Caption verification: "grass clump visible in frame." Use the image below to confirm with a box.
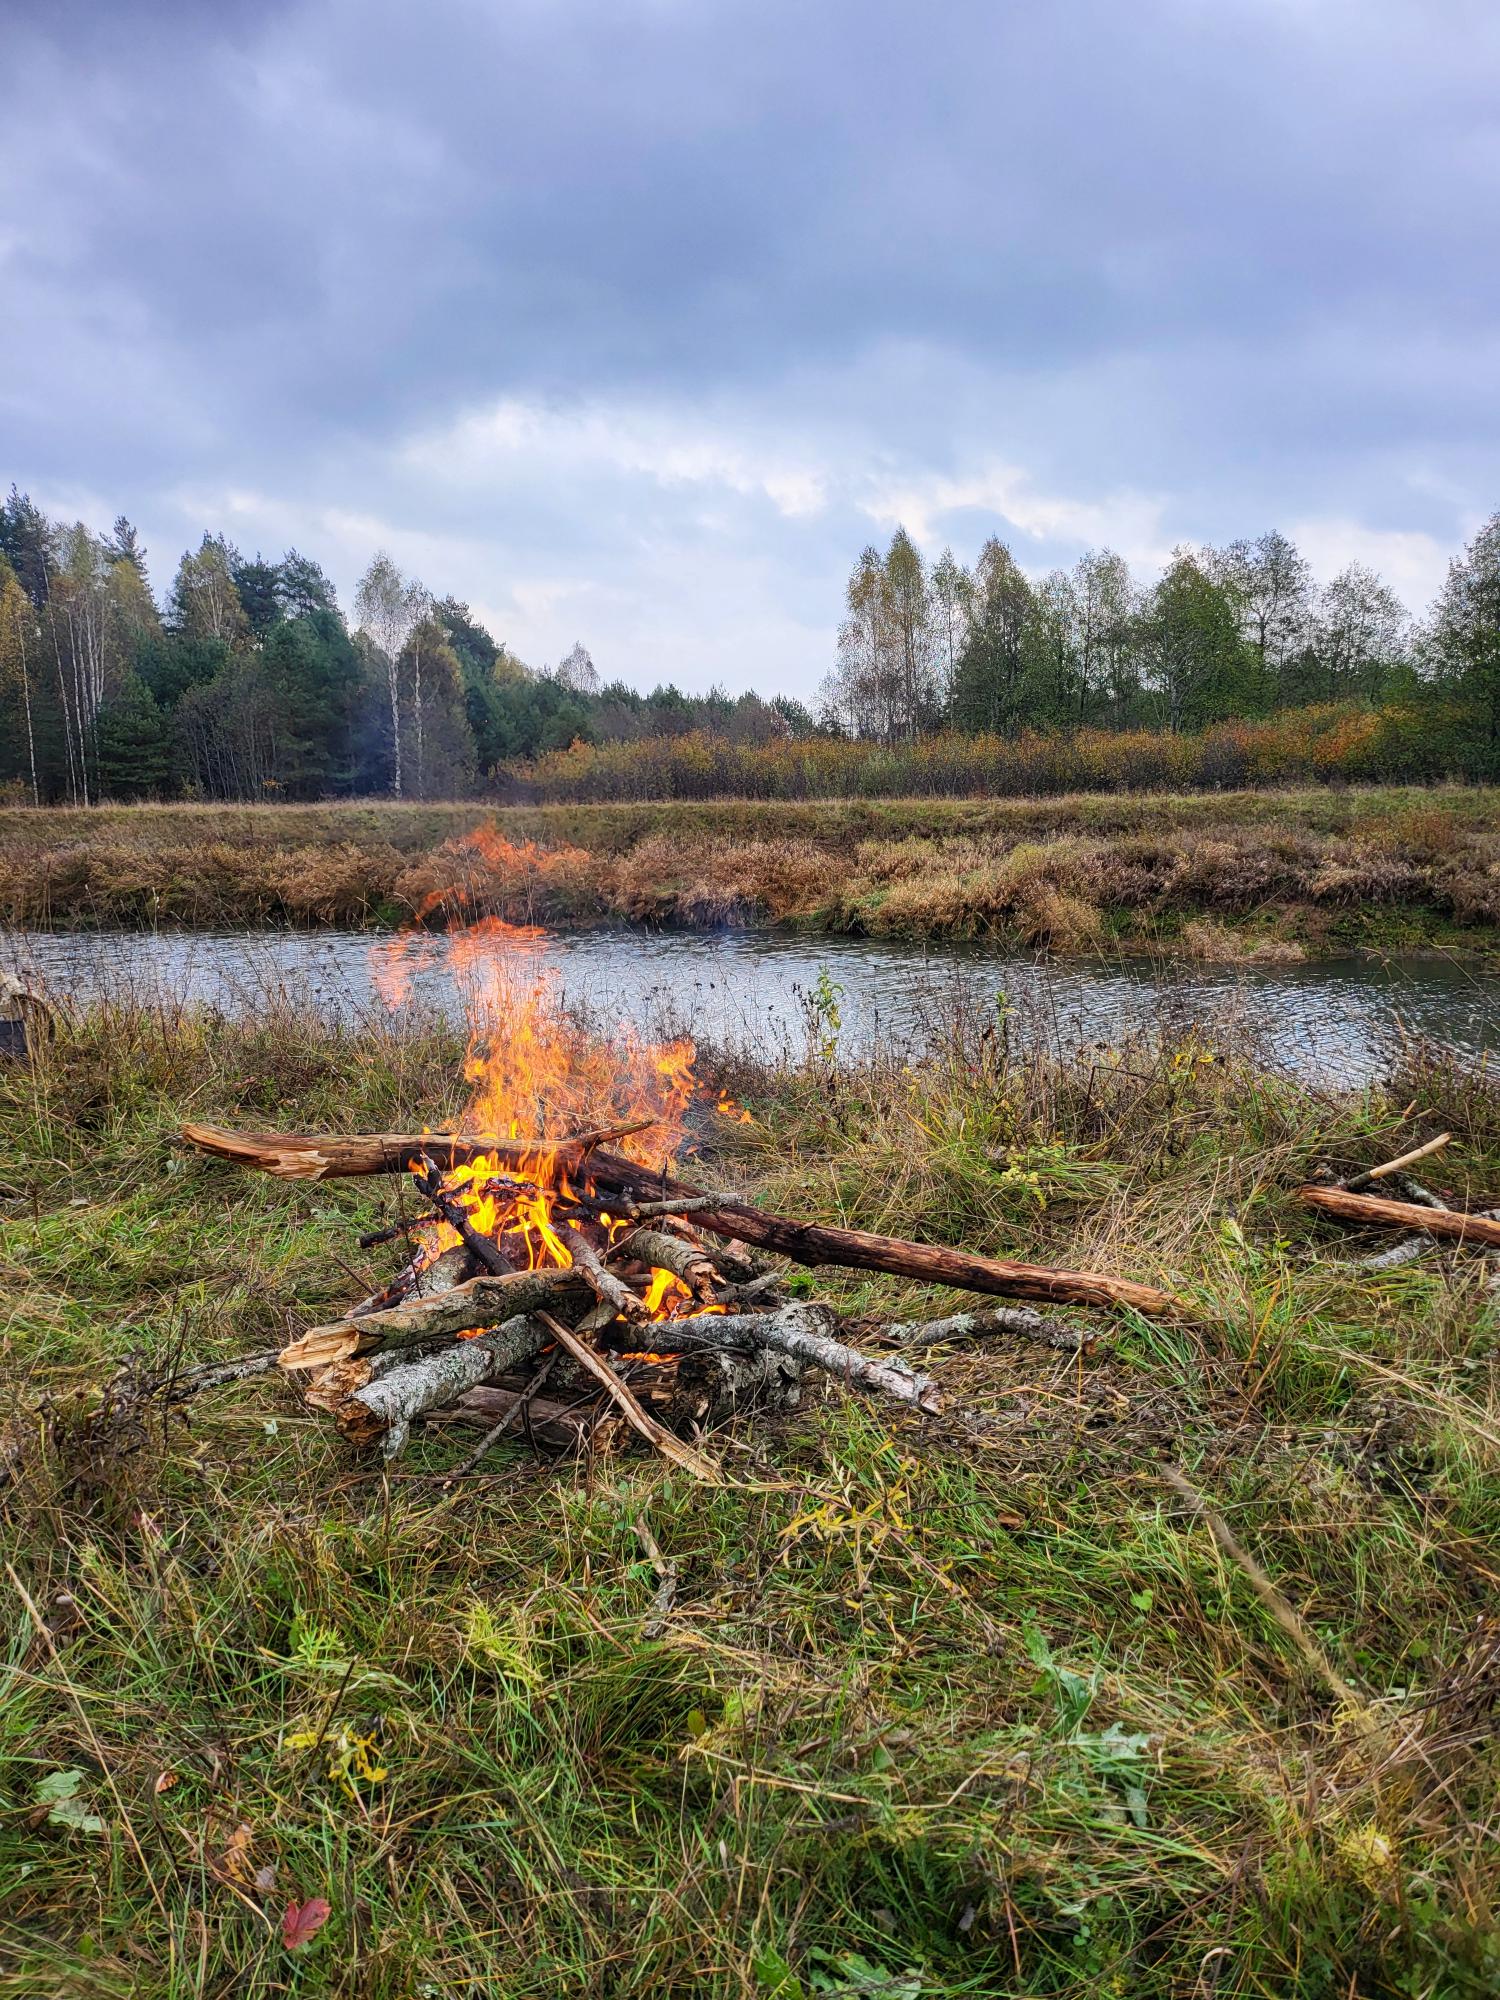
[1,991,1497,1994]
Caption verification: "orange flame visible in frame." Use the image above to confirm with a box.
[368,827,745,1336]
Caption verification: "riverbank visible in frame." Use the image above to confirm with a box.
[2,993,1496,1993]
[2,788,1497,958]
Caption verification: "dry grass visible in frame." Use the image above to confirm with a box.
[0,791,1497,959]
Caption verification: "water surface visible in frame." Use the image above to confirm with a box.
[3,925,1491,1087]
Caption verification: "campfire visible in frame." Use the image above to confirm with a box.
[178,919,1186,1477]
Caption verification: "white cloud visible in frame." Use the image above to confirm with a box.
[858,460,1175,576]
[1287,516,1461,615]
[403,395,830,521]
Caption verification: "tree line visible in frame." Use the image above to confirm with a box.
[822,523,1500,764]
[2,482,1497,803]
[0,487,815,804]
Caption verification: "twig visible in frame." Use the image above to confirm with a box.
[534,1311,720,1482]
[438,1353,559,1486]
[1344,1132,1451,1192]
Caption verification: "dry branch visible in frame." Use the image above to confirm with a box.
[280,1268,584,1371]
[638,1303,942,1411]
[885,1305,1101,1355]
[1344,1131,1451,1191]
[534,1312,721,1481]
[1297,1184,1500,1248]
[182,1123,607,1182]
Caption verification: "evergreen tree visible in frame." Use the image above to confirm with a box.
[95,675,171,798]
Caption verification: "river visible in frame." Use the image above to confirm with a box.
[2,925,1492,1086]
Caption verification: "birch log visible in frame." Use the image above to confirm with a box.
[636,1304,942,1412]
[336,1313,548,1455]
[280,1268,584,1370]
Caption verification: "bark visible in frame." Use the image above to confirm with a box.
[337,1313,548,1455]
[280,1267,584,1371]
[1297,1185,1500,1248]
[609,1226,722,1301]
[637,1304,942,1412]
[885,1305,1101,1354]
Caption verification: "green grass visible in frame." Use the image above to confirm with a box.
[1,995,1497,1995]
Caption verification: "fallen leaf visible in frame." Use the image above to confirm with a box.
[282,1897,331,1949]
[253,1864,279,1894]
[212,1822,257,1887]
[153,1770,178,1796]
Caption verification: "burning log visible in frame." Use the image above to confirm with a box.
[183,1122,1185,1320]
[280,1268,585,1371]
[608,1226,722,1302]
[336,1313,549,1455]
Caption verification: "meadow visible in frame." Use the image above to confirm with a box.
[1,986,1497,1995]
[1,785,1497,958]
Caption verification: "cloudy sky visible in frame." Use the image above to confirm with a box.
[4,0,1497,697]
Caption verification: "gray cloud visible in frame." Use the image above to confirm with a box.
[3,0,1497,695]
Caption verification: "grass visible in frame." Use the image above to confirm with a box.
[1,988,1498,1995]
[1,788,1498,958]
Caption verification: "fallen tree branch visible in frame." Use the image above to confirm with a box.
[586,1154,1186,1321]
[884,1305,1101,1355]
[1297,1185,1500,1248]
[439,1353,559,1484]
[182,1123,609,1182]
[637,1304,943,1412]
[280,1268,584,1370]
[534,1312,721,1482]
[336,1313,549,1456]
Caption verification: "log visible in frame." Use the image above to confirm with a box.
[585,1151,1187,1321]
[424,1387,605,1456]
[415,1159,516,1275]
[181,1123,605,1182]
[184,1122,1188,1320]
[885,1305,1101,1355]
[635,1304,942,1412]
[609,1225,722,1302]
[337,1313,549,1455]
[280,1267,584,1371]
[1297,1185,1500,1248]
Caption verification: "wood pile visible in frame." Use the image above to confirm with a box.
[182,1120,1187,1476]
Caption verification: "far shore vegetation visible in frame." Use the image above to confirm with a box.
[4,486,1500,813]
[1,785,1496,959]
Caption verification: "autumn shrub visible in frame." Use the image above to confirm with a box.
[394,829,599,926]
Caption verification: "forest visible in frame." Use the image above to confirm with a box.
[2,484,1498,805]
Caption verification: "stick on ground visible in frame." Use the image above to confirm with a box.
[534,1311,721,1482]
